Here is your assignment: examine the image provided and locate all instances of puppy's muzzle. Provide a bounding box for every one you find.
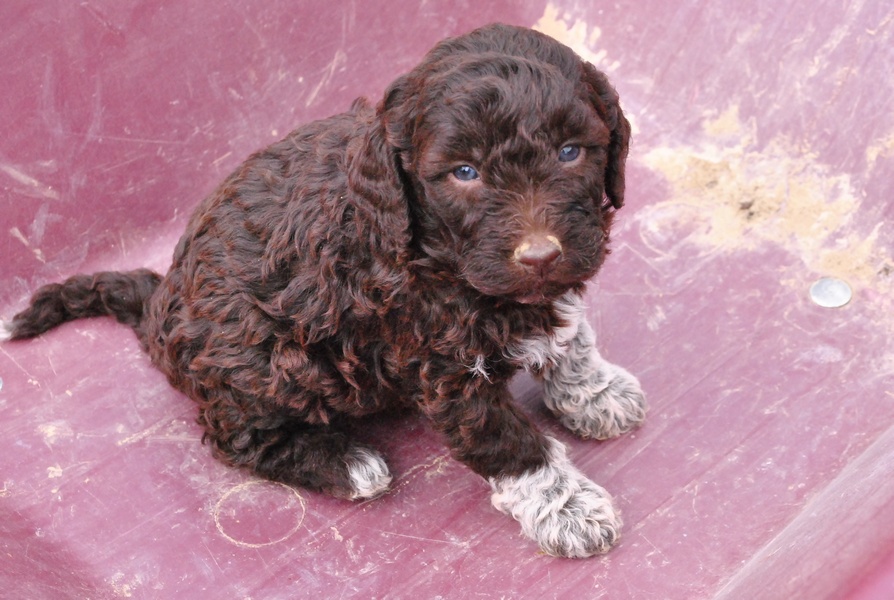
[514,234,563,269]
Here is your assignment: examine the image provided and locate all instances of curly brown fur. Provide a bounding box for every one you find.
[3,24,642,556]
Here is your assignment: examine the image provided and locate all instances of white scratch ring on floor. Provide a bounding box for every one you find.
[212,480,306,549]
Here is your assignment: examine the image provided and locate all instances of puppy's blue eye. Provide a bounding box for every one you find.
[559,145,581,162]
[452,165,479,181]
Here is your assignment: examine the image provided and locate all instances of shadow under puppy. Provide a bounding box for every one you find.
[2,23,646,558]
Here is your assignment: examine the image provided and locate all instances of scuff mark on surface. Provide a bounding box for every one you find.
[80,2,126,40]
[391,452,452,494]
[116,418,173,447]
[9,227,47,263]
[116,417,196,447]
[28,202,62,247]
[304,49,347,108]
[0,163,60,200]
[107,571,143,598]
[379,530,471,549]
[37,420,74,446]
[0,345,40,384]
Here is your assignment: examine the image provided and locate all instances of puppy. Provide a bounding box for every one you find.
[2,24,646,558]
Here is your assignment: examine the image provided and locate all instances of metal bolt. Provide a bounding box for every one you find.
[809,277,852,308]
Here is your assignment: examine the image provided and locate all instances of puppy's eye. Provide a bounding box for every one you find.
[452,165,480,182]
[558,145,581,163]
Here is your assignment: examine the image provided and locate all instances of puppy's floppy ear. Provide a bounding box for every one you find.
[347,83,414,264]
[580,63,631,210]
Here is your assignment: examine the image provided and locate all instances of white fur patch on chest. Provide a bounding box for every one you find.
[504,291,584,371]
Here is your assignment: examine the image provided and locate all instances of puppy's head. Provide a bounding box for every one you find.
[352,24,630,304]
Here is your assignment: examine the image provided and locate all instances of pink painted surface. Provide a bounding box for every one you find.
[2,1,893,598]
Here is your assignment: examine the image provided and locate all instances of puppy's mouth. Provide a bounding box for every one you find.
[463,269,580,305]
[457,233,605,304]
[511,289,562,305]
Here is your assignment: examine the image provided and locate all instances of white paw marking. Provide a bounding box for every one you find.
[543,312,646,440]
[489,437,621,558]
[0,321,12,342]
[345,447,392,500]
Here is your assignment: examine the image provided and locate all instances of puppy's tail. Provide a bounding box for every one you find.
[1,269,162,342]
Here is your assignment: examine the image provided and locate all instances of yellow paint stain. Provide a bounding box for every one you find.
[641,114,891,291]
[703,105,747,139]
[533,4,619,73]
[866,132,894,171]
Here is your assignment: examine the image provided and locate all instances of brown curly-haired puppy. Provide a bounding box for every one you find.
[2,24,646,558]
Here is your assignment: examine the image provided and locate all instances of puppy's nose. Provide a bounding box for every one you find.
[514,234,562,268]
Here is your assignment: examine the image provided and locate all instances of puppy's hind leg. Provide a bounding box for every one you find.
[199,399,392,500]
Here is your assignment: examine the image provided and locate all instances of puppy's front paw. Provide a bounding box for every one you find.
[344,446,392,500]
[545,362,646,440]
[489,438,621,558]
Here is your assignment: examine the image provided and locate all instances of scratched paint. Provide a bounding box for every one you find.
[0,163,60,200]
[36,420,74,446]
[106,571,143,598]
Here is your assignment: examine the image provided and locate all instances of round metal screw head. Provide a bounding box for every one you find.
[809,277,852,308]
